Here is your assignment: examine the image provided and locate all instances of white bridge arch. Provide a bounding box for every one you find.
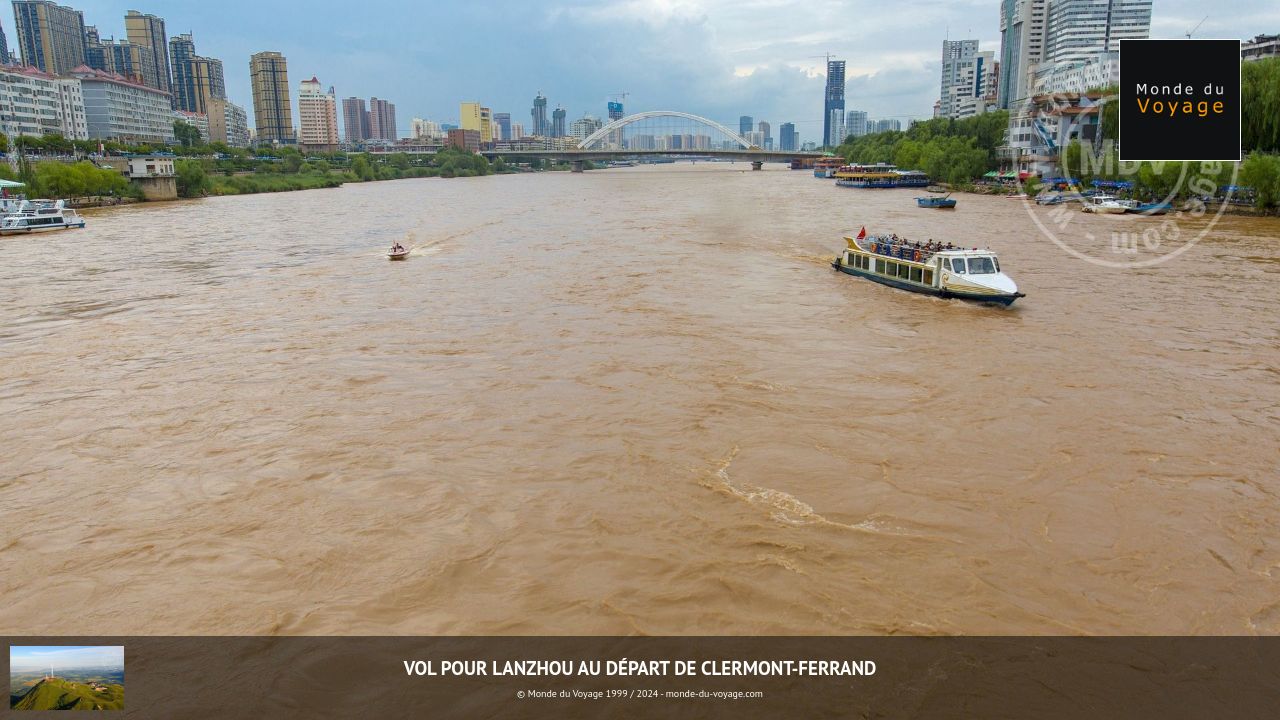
[577,111,759,150]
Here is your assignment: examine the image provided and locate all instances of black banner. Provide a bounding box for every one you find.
[6,637,1280,718]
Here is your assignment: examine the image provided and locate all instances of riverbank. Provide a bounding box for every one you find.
[942,182,1280,217]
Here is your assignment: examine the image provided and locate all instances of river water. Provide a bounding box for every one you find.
[1,164,1277,635]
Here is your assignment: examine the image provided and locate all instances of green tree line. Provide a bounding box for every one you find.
[1072,59,1280,209]
[833,111,1009,185]
[0,160,137,199]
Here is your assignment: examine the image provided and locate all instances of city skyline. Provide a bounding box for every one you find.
[0,0,1276,139]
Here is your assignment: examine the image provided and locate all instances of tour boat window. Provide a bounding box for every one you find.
[992,257,1001,272]
[910,267,923,283]
[897,264,909,279]
[968,257,996,274]
[877,259,887,274]
[951,258,966,274]
[923,269,934,285]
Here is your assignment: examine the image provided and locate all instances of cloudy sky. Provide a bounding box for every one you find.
[26,1,1280,143]
[9,645,124,671]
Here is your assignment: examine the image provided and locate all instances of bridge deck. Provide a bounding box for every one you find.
[477,149,825,161]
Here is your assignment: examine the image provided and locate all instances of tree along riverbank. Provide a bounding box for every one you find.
[176,151,596,198]
[0,140,595,203]
[832,58,1280,212]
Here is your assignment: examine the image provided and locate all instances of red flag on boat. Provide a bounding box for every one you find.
[856,226,866,240]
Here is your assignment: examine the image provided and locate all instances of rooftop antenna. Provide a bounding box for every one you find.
[1186,16,1207,39]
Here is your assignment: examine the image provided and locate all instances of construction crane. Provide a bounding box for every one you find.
[1186,15,1208,39]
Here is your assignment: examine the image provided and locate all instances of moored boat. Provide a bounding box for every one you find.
[813,158,843,178]
[1127,201,1172,215]
[831,229,1023,306]
[834,161,906,185]
[0,199,86,235]
[916,195,957,209]
[1081,194,1134,214]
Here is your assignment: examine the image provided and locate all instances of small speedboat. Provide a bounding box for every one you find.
[388,245,410,260]
[1036,194,1065,205]
[916,195,956,209]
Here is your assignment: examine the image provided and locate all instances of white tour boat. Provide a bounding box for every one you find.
[832,230,1024,306]
[0,199,86,235]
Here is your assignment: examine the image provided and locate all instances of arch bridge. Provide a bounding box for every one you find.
[478,110,822,170]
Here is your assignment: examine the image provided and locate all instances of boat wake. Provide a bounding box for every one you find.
[701,445,956,542]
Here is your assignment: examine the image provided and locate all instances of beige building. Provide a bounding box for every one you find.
[249,51,294,144]
[12,0,87,75]
[480,106,493,144]
[123,10,170,94]
[186,56,225,115]
[297,76,339,153]
[102,155,176,200]
[207,97,250,148]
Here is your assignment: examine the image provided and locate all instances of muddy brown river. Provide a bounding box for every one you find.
[1,164,1277,635]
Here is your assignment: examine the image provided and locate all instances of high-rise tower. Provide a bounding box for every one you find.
[823,58,846,147]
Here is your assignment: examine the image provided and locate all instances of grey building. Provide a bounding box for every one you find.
[551,106,566,137]
[757,120,771,150]
[998,0,1047,109]
[73,65,175,143]
[1044,0,1151,65]
[169,34,194,111]
[531,92,548,136]
[369,97,396,141]
[1242,34,1279,62]
[823,58,845,147]
[493,111,511,141]
[342,97,369,142]
[779,122,797,152]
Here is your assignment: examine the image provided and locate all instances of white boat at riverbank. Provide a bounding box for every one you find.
[1081,195,1135,214]
[0,199,86,235]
